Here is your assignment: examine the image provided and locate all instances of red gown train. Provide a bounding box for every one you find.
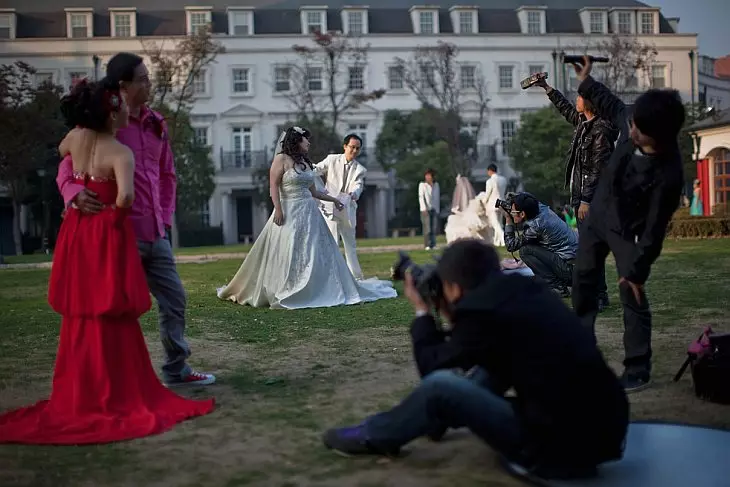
[0,175,215,444]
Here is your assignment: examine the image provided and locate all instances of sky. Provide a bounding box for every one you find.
[650,0,729,58]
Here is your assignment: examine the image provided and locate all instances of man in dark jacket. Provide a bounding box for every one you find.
[569,56,685,392]
[323,239,629,479]
[536,78,618,310]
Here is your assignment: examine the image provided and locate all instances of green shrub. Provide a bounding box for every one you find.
[667,217,730,238]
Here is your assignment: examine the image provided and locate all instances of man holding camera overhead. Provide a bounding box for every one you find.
[502,192,578,297]
[534,75,618,311]
[322,239,629,480]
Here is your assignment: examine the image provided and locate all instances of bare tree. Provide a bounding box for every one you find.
[285,31,386,135]
[394,41,490,175]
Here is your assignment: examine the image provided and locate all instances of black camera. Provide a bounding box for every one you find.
[561,54,609,64]
[391,251,442,306]
[495,196,514,212]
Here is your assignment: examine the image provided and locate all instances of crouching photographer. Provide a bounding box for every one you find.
[322,239,629,480]
[502,192,578,297]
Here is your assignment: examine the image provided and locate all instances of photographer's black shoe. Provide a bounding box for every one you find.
[619,371,651,393]
[323,426,400,458]
[597,294,610,312]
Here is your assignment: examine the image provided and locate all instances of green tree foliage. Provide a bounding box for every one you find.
[509,105,575,205]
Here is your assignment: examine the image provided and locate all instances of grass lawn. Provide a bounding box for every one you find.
[1,239,729,487]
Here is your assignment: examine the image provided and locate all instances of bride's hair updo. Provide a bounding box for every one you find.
[280,126,312,172]
[60,77,123,132]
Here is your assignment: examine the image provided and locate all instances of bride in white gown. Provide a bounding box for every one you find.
[216,126,397,309]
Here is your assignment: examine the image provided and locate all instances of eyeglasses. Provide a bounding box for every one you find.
[345,145,361,151]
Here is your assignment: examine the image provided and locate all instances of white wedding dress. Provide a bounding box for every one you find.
[216,165,397,309]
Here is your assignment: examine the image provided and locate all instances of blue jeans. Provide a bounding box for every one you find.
[364,369,526,458]
[137,236,192,381]
[421,209,437,248]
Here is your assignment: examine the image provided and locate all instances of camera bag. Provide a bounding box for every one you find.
[673,326,730,404]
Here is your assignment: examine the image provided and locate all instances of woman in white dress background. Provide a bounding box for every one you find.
[216,126,397,309]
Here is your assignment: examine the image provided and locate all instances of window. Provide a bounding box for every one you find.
[348,66,364,90]
[193,70,207,95]
[460,65,476,90]
[651,65,666,88]
[589,12,603,33]
[67,70,90,89]
[0,13,14,39]
[640,12,654,34]
[419,11,434,34]
[498,65,514,89]
[232,127,252,168]
[347,124,368,154]
[70,13,90,38]
[188,11,210,35]
[274,66,290,92]
[461,121,479,137]
[306,11,324,33]
[230,10,252,35]
[307,67,323,91]
[713,149,730,205]
[501,120,517,156]
[193,127,209,146]
[459,11,475,34]
[528,64,544,76]
[347,11,364,35]
[111,12,134,37]
[231,68,251,94]
[388,66,404,90]
[527,11,541,34]
[34,72,55,87]
[617,12,632,34]
[419,64,435,90]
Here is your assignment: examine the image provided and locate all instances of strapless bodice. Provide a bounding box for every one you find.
[73,173,118,206]
[280,167,314,201]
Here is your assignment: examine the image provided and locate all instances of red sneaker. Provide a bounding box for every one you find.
[165,371,216,387]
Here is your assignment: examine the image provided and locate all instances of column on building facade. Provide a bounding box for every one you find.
[371,188,388,238]
[220,191,235,245]
[19,205,29,234]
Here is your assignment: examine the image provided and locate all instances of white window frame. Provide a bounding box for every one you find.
[192,126,210,147]
[228,8,254,36]
[65,9,93,39]
[527,64,545,76]
[419,11,435,34]
[526,11,542,34]
[186,7,212,36]
[301,8,327,35]
[640,12,655,34]
[230,66,253,96]
[497,64,516,90]
[410,7,439,35]
[0,10,17,40]
[34,70,58,88]
[500,120,517,157]
[110,8,136,38]
[343,9,368,36]
[192,69,211,97]
[419,63,436,91]
[348,66,365,91]
[306,66,324,92]
[589,11,604,34]
[616,11,632,34]
[273,65,291,93]
[346,123,368,153]
[387,65,406,92]
[459,64,477,90]
[65,68,92,90]
[231,127,253,167]
[650,64,667,89]
[452,9,476,34]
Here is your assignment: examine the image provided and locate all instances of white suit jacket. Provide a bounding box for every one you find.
[484,174,508,209]
[313,153,366,226]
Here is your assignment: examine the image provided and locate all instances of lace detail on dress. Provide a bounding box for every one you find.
[280,167,314,202]
[73,171,116,182]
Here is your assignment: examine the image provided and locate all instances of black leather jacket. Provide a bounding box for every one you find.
[548,89,618,208]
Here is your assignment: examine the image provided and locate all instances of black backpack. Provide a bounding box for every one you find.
[673,326,730,404]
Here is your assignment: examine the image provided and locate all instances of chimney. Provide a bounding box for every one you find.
[667,17,680,32]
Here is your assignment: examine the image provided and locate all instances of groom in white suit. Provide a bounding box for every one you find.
[314,134,366,280]
[484,164,508,247]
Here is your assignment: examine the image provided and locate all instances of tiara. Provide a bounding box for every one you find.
[293,126,305,135]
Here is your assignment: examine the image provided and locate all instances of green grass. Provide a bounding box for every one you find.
[2,235,447,264]
[1,240,729,487]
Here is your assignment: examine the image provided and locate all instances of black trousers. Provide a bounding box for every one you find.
[519,244,573,290]
[575,208,608,299]
[571,222,652,376]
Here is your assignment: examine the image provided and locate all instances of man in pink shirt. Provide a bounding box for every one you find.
[56,53,215,387]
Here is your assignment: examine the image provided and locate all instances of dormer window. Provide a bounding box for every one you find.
[516,7,545,35]
[580,9,607,34]
[65,8,93,39]
[410,7,439,35]
[186,7,212,36]
[228,7,254,36]
[613,10,633,34]
[450,7,477,34]
[110,8,136,38]
[301,7,327,34]
[0,9,16,40]
[342,8,368,36]
[639,11,657,34]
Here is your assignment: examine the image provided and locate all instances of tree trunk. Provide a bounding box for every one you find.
[11,198,23,256]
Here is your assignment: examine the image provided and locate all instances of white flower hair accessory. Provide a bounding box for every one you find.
[293,126,305,135]
[109,94,120,109]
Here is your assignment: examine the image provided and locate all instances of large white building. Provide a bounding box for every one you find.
[698,54,730,111]
[0,0,698,245]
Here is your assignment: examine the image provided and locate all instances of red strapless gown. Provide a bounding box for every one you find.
[0,175,215,445]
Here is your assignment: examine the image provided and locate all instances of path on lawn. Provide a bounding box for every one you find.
[0,243,424,270]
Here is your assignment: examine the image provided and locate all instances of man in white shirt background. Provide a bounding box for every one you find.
[484,164,508,247]
[314,134,366,279]
[418,169,440,250]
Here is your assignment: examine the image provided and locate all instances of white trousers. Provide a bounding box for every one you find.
[326,218,363,279]
[489,210,505,247]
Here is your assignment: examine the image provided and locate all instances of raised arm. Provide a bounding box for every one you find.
[113,147,135,209]
[573,57,627,130]
[546,86,581,127]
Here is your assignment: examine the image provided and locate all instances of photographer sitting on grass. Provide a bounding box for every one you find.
[503,193,578,297]
[322,239,629,480]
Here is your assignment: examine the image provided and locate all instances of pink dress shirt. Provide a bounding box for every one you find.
[57,106,177,243]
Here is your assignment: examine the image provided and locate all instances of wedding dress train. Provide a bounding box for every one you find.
[216,166,397,309]
[444,191,496,244]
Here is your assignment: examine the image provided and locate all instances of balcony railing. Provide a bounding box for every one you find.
[219,150,271,172]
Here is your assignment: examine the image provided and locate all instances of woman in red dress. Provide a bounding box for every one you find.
[0,78,214,445]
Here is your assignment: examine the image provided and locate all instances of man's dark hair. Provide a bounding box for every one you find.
[487,164,498,173]
[513,193,540,219]
[343,133,363,146]
[437,239,500,290]
[425,168,435,177]
[632,88,686,148]
[580,96,597,115]
[106,52,144,85]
